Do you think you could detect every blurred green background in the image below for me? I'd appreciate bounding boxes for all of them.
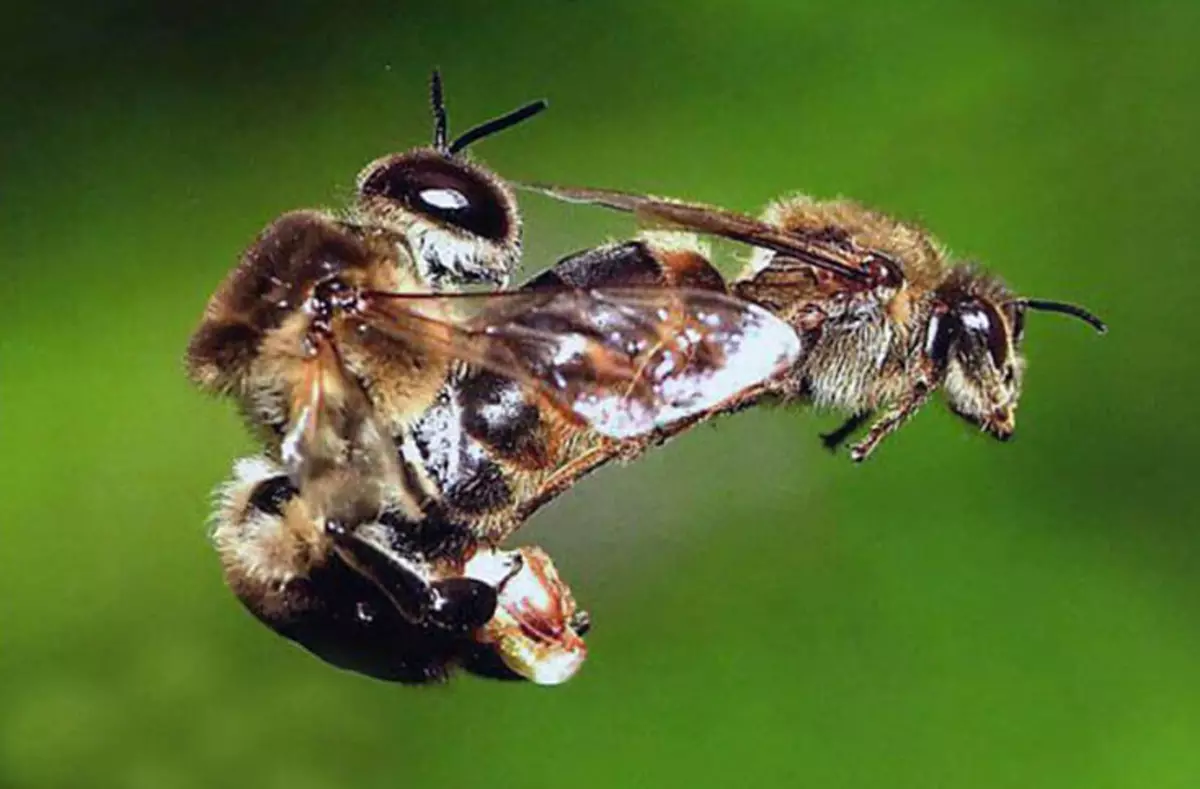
[2,1,1197,787]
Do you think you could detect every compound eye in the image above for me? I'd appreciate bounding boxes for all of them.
[960,303,1009,368]
[358,153,513,242]
[982,302,1010,369]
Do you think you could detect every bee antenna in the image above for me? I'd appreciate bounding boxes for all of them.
[448,98,548,156]
[1012,299,1108,334]
[430,69,450,153]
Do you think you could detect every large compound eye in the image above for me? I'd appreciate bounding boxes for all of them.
[960,302,1009,368]
[358,153,514,242]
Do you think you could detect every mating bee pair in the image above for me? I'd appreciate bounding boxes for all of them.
[186,72,1105,686]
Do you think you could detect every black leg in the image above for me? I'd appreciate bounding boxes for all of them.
[820,412,871,452]
[325,521,497,633]
[273,562,466,685]
[428,577,500,634]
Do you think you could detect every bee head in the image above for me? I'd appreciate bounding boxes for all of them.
[929,268,1105,441]
[356,70,547,289]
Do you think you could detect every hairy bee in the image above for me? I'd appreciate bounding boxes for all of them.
[524,185,1106,460]
[212,456,587,685]
[187,74,802,682]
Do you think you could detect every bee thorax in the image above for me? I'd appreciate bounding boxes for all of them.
[407,228,518,289]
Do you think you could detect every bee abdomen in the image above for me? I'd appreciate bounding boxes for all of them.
[526,239,725,292]
[457,371,549,466]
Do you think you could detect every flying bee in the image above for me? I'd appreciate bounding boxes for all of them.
[212,456,588,685]
[522,184,1107,460]
[187,74,802,681]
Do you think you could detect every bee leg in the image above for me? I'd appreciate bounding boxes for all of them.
[820,411,872,452]
[428,577,501,634]
[324,520,498,633]
[849,388,932,462]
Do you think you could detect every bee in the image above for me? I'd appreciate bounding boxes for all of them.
[521,184,1107,461]
[186,74,802,682]
[212,456,588,685]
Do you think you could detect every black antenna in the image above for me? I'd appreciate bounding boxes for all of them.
[448,99,548,155]
[430,69,449,152]
[1011,299,1108,334]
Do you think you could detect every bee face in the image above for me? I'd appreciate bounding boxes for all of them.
[356,149,521,289]
[939,297,1025,441]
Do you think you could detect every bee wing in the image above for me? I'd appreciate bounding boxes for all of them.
[520,183,870,283]
[278,331,405,507]
[279,333,350,474]
[360,286,803,440]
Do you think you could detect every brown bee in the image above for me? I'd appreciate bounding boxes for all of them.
[186,74,802,682]
[211,455,588,684]
[522,184,1107,460]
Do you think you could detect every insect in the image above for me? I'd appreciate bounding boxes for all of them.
[522,184,1107,461]
[356,68,545,290]
[186,74,802,683]
[211,455,588,684]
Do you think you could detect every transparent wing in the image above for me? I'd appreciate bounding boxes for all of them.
[278,331,405,503]
[358,285,803,440]
[519,183,870,283]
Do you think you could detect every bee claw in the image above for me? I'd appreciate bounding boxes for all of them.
[569,609,591,636]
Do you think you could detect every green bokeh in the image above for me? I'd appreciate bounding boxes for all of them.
[2,2,1197,787]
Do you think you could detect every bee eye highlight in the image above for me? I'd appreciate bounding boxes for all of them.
[959,305,991,335]
[419,188,470,210]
